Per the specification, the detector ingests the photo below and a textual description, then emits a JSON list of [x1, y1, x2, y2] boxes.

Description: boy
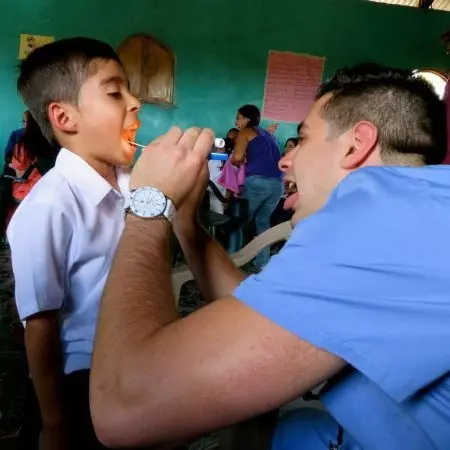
[[7, 37, 141, 449]]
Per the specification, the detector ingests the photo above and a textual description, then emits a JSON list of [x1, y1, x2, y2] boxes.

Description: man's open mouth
[[284, 182, 299, 211]]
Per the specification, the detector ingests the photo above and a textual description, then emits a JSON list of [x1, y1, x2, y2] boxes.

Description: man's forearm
[[93, 217, 178, 378], [25, 313, 66, 427], [174, 221, 246, 302]]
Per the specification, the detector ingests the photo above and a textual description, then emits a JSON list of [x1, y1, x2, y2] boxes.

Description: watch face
[[130, 187, 167, 218]]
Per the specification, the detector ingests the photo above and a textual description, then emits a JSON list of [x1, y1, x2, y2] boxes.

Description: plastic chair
[[171, 221, 292, 302]]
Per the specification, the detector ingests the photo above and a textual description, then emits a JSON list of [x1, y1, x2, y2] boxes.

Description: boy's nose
[[128, 94, 141, 112]]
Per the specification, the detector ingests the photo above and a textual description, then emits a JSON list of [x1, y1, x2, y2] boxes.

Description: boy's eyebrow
[[100, 76, 128, 87]]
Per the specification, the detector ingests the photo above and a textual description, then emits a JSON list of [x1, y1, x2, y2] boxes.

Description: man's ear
[[341, 121, 378, 170], [48, 102, 78, 134]]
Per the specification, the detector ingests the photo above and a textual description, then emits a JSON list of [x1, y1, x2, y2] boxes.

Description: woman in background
[[230, 104, 282, 269], [208, 129, 238, 214], [270, 137, 299, 228], [284, 137, 299, 156], [1, 113, 59, 233]]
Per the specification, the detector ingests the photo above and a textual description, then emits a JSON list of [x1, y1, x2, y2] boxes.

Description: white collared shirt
[[7, 148, 130, 374]]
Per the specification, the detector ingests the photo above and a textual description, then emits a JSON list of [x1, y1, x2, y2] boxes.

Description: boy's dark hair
[[316, 63, 446, 165], [18, 37, 122, 143], [238, 104, 261, 128]]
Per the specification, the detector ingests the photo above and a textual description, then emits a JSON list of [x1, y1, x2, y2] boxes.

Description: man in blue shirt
[[91, 65, 450, 450]]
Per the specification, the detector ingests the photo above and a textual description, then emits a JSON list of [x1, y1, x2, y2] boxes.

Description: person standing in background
[[284, 137, 298, 156], [207, 132, 236, 214], [0, 114, 60, 237], [230, 104, 282, 270], [270, 137, 298, 227], [4, 111, 29, 164]]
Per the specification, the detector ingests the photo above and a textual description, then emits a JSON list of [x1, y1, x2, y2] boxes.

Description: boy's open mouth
[[284, 182, 299, 211], [122, 120, 141, 148]]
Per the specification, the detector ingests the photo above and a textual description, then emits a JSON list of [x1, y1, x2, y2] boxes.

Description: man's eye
[[109, 92, 123, 99]]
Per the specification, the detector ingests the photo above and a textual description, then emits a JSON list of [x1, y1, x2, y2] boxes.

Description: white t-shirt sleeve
[[7, 200, 72, 320]]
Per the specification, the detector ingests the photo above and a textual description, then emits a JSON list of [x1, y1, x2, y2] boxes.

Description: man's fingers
[[143, 127, 183, 152], [143, 135, 164, 151], [177, 128, 202, 153], [192, 128, 215, 159], [160, 127, 184, 147]]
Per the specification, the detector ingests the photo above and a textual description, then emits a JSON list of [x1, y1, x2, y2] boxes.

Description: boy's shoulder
[[17, 166, 75, 211], [6, 167, 76, 248], [8, 164, 81, 235]]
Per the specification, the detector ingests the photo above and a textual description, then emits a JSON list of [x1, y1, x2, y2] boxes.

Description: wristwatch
[[125, 187, 174, 222]]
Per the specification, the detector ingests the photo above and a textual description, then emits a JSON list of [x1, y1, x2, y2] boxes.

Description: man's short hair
[[18, 37, 122, 143], [317, 64, 446, 165]]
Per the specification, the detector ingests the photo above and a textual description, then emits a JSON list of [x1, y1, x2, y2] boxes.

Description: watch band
[[163, 197, 174, 222]]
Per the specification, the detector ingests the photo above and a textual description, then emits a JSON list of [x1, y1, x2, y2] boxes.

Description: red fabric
[[10, 143, 41, 202], [4, 143, 43, 230]]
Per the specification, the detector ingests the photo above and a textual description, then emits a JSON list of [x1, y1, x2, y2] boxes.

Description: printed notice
[[19, 34, 55, 60], [262, 51, 325, 123]]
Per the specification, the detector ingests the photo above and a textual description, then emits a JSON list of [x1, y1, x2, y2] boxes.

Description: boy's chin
[[117, 154, 135, 167], [116, 144, 137, 166]]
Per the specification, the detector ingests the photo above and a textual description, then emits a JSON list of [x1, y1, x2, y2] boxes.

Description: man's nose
[[279, 146, 297, 173]]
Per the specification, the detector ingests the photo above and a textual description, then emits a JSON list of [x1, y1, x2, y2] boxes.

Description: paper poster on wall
[[262, 51, 325, 123], [19, 34, 55, 60]]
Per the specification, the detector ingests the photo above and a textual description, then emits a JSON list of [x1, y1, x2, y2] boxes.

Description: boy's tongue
[[122, 120, 141, 143], [283, 192, 299, 211]]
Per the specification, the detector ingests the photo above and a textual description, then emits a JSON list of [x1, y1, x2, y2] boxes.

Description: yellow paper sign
[[19, 34, 55, 60]]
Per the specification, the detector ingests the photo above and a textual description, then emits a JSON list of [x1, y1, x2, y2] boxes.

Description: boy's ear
[[48, 102, 78, 134]]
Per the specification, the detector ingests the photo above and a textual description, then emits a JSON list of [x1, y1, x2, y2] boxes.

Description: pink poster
[[262, 51, 325, 123]]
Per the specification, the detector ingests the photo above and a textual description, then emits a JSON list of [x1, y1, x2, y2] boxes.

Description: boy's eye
[[109, 92, 123, 99]]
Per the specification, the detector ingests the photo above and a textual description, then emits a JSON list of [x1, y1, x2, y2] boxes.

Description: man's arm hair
[[91, 218, 345, 448]]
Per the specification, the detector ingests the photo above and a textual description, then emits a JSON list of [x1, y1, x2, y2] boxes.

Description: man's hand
[[174, 160, 209, 231], [130, 127, 215, 207]]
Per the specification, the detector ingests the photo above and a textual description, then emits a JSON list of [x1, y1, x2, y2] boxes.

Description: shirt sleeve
[[7, 197, 72, 320], [233, 170, 450, 403]]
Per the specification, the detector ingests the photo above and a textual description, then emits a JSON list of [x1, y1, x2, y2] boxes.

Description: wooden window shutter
[[117, 34, 174, 106]]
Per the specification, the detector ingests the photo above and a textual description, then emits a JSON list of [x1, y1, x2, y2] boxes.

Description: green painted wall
[[1, 0, 450, 159]]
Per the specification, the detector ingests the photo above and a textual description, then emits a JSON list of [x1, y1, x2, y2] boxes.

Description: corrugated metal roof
[[369, 0, 450, 11]]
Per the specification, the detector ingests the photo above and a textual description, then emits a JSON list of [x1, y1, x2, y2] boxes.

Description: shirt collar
[[55, 148, 130, 206]]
